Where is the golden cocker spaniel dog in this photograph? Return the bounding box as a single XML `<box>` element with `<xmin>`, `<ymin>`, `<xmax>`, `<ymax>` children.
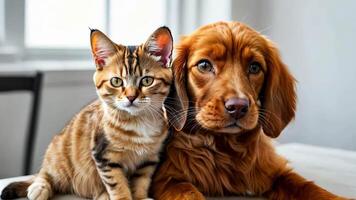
<box><xmin>152</xmin><ymin>22</ymin><xmax>350</xmax><ymax>200</ymax></box>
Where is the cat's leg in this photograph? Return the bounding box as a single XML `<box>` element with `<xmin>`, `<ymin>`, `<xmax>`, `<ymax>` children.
<box><xmin>92</xmin><ymin>134</ymin><xmax>132</xmax><ymax>200</ymax></box>
<box><xmin>96</xmin><ymin>163</ymin><xmax>132</xmax><ymax>200</ymax></box>
<box><xmin>27</xmin><ymin>171</ymin><xmax>53</xmax><ymax>200</ymax></box>
<box><xmin>130</xmin><ymin>160</ymin><xmax>158</xmax><ymax>200</ymax></box>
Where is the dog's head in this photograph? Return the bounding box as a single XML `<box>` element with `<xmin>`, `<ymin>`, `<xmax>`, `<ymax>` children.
<box><xmin>166</xmin><ymin>22</ymin><xmax>296</xmax><ymax>137</ymax></box>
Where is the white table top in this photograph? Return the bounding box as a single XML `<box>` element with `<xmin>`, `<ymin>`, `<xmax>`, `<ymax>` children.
<box><xmin>1</xmin><ymin>143</ymin><xmax>355</xmax><ymax>199</ymax></box>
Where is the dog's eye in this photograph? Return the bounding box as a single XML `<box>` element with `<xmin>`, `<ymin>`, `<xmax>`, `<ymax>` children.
<box><xmin>110</xmin><ymin>77</ymin><xmax>123</xmax><ymax>87</ymax></box>
<box><xmin>249</xmin><ymin>62</ymin><xmax>261</xmax><ymax>74</ymax></box>
<box><xmin>197</xmin><ymin>60</ymin><xmax>214</xmax><ymax>73</ymax></box>
<box><xmin>141</xmin><ymin>76</ymin><xmax>154</xmax><ymax>87</ymax></box>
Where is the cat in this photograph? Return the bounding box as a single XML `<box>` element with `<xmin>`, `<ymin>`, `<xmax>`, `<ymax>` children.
<box><xmin>0</xmin><ymin>26</ymin><xmax>173</xmax><ymax>200</ymax></box>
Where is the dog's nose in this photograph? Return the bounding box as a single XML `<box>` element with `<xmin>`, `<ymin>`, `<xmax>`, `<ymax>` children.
<box><xmin>225</xmin><ymin>97</ymin><xmax>249</xmax><ymax>119</ymax></box>
<box><xmin>127</xmin><ymin>95</ymin><xmax>137</xmax><ymax>103</ymax></box>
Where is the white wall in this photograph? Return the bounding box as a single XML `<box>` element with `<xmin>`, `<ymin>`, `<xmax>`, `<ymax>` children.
<box><xmin>31</xmin><ymin>70</ymin><xmax>97</xmax><ymax>174</ymax></box>
<box><xmin>233</xmin><ymin>0</ymin><xmax>356</xmax><ymax>150</ymax></box>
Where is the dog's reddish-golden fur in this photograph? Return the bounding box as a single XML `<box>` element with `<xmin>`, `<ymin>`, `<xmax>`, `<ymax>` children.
<box><xmin>152</xmin><ymin>22</ymin><xmax>349</xmax><ymax>200</ymax></box>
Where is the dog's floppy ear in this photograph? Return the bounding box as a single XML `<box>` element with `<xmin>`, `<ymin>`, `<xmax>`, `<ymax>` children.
<box><xmin>260</xmin><ymin>41</ymin><xmax>296</xmax><ymax>138</ymax></box>
<box><xmin>165</xmin><ymin>39</ymin><xmax>189</xmax><ymax>131</ymax></box>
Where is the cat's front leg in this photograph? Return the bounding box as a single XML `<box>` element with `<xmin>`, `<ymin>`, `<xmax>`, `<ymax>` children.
<box><xmin>131</xmin><ymin>159</ymin><xmax>158</xmax><ymax>200</ymax></box>
<box><xmin>95</xmin><ymin>160</ymin><xmax>132</xmax><ymax>200</ymax></box>
<box><xmin>92</xmin><ymin>134</ymin><xmax>132</xmax><ymax>200</ymax></box>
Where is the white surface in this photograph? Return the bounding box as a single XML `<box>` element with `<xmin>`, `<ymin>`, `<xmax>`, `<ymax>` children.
<box><xmin>277</xmin><ymin>143</ymin><xmax>356</xmax><ymax>198</ymax></box>
<box><xmin>1</xmin><ymin>143</ymin><xmax>355</xmax><ymax>199</ymax></box>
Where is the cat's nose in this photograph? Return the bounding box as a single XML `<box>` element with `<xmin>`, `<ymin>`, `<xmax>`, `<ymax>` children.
<box><xmin>127</xmin><ymin>95</ymin><xmax>137</xmax><ymax>103</ymax></box>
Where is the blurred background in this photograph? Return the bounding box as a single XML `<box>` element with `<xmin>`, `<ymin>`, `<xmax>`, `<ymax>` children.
<box><xmin>0</xmin><ymin>0</ymin><xmax>355</xmax><ymax>178</ymax></box>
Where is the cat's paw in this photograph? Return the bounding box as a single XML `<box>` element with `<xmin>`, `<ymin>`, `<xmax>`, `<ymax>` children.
<box><xmin>95</xmin><ymin>192</ymin><xmax>110</xmax><ymax>200</ymax></box>
<box><xmin>27</xmin><ymin>182</ymin><xmax>50</xmax><ymax>200</ymax></box>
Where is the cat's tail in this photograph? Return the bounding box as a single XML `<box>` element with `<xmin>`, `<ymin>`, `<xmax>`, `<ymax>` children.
<box><xmin>1</xmin><ymin>178</ymin><xmax>33</xmax><ymax>199</ymax></box>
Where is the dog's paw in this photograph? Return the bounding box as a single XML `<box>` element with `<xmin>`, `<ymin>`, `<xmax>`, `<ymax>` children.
<box><xmin>27</xmin><ymin>182</ymin><xmax>50</xmax><ymax>200</ymax></box>
<box><xmin>161</xmin><ymin>182</ymin><xmax>205</xmax><ymax>200</ymax></box>
<box><xmin>180</xmin><ymin>191</ymin><xmax>205</xmax><ymax>200</ymax></box>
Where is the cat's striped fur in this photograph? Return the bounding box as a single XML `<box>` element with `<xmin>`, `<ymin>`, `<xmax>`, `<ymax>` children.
<box><xmin>1</xmin><ymin>27</ymin><xmax>173</xmax><ymax>200</ymax></box>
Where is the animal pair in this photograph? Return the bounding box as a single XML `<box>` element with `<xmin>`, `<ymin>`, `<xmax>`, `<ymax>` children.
<box><xmin>1</xmin><ymin>22</ymin><xmax>352</xmax><ymax>200</ymax></box>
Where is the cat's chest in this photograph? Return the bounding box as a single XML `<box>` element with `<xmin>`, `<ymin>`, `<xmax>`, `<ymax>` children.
<box><xmin>104</xmin><ymin>119</ymin><xmax>167</xmax><ymax>156</ymax></box>
<box><xmin>104</xmin><ymin>136</ymin><xmax>163</xmax><ymax>173</ymax></box>
<box><xmin>125</xmin><ymin>120</ymin><xmax>163</xmax><ymax>138</ymax></box>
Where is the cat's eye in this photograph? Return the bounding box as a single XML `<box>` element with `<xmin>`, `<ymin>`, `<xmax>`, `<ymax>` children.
<box><xmin>110</xmin><ymin>77</ymin><xmax>123</xmax><ymax>87</ymax></box>
<box><xmin>197</xmin><ymin>60</ymin><xmax>214</xmax><ymax>73</ymax></box>
<box><xmin>249</xmin><ymin>62</ymin><xmax>261</xmax><ymax>74</ymax></box>
<box><xmin>141</xmin><ymin>76</ymin><xmax>154</xmax><ymax>87</ymax></box>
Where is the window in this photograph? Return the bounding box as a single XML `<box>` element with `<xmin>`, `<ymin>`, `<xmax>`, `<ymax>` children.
<box><xmin>25</xmin><ymin>0</ymin><xmax>106</xmax><ymax>48</ymax></box>
<box><xmin>0</xmin><ymin>0</ymin><xmax>4</xmax><ymax>45</ymax></box>
<box><xmin>109</xmin><ymin>0</ymin><xmax>166</xmax><ymax>45</ymax></box>
<box><xmin>25</xmin><ymin>0</ymin><xmax>166</xmax><ymax>49</ymax></box>
<box><xmin>0</xmin><ymin>0</ymin><xmax>232</xmax><ymax>61</ymax></box>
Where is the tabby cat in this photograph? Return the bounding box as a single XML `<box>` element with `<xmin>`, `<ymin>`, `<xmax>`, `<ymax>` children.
<box><xmin>0</xmin><ymin>26</ymin><xmax>173</xmax><ymax>200</ymax></box>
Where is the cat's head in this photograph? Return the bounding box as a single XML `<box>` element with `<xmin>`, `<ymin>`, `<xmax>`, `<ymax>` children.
<box><xmin>90</xmin><ymin>27</ymin><xmax>173</xmax><ymax>115</ymax></box>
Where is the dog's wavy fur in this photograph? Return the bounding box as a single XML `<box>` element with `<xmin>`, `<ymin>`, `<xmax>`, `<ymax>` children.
<box><xmin>152</xmin><ymin>22</ymin><xmax>349</xmax><ymax>200</ymax></box>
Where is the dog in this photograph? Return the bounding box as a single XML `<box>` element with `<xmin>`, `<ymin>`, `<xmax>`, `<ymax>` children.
<box><xmin>152</xmin><ymin>21</ymin><xmax>350</xmax><ymax>200</ymax></box>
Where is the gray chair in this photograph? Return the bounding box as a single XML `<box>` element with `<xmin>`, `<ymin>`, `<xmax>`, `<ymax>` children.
<box><xmin>0</xmin><ymin>72</ymin><xmax>43</xmax><ymax>175</ymax></box>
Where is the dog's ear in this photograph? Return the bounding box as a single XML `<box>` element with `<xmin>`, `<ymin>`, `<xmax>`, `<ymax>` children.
<box><xmin>260</xmin><ymin>41</ymin><xmax>296</xmax><ymax>138</ymax></box>
<box><xmin>165</xmin><ymin>39</ymin><xmax>189</xmax><ymax>131</ymax></box>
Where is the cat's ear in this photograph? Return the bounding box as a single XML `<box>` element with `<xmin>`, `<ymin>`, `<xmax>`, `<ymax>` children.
<box><xmin>90</xmin><ymin>29</ymin><xmax>117</xmax><ymax>70</ymax></box>
<box><xmin>144</xmin><ymin>26</ymin><xmax>173</xmax><ymax>67</ymax></box>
